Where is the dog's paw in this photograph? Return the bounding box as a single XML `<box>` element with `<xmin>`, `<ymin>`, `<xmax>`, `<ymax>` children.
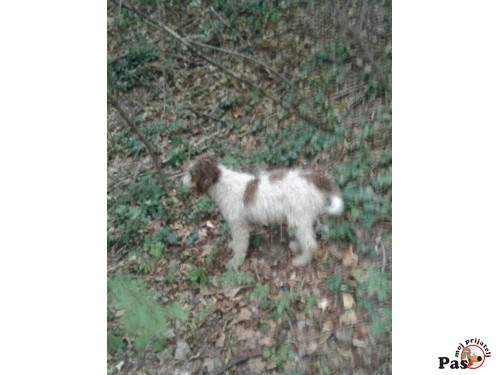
<box><xmin>292</xmin><ymin>254</ymin><xmax>310</xmax><ymax>267</ymax></box>
<box><xmin>226</xmin><ymin>256</ymin><xmax>244</xmax><ymax>269</ymax></box>
<box><xmin>289</xmin><ymin>240</ymin><xmax>300</xmax><ymax>253</ymax></box>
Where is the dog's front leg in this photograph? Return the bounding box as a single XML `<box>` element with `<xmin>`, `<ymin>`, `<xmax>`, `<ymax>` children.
<box><xmin>292</xmin><ymin>222</ymin><xmax>318</xmax><ymax>267</ymax></box>
<box><xmin>226</xmin><ymin>221</ymin><xmax>250</xmax><ymax>269</ymax></box>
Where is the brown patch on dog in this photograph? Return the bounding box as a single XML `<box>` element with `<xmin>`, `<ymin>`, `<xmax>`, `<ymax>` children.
<box><xmin>301</xmin><ymin>171</ymin><xmax>339</xmax><ymax>194</ymax></box>
<box><xmin>191</xmin><ymin>155</ymin><xmax>220</xmax><ymax>194</ymax></box>
<box><xmin>268</xmin><ymin>168</ymin><xmax>288</xmax><ymax>183</ymax></box>
<box><xmin>243</xmin><ymin>178</ymin><xmax>260</xmax><ymax>206</ymax></box>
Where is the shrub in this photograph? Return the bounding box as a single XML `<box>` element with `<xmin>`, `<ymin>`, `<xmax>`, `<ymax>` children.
<box><xmin>108</xmin><ymin>275</ymin><xmax>188</xmax><ymax>352</ymax></box>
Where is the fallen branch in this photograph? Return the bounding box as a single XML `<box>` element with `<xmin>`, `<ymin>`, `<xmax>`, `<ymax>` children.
<box><xmin>188</xmin><ymin>40</ymin><xmax>291</xmax><ymax>85</ymax></box>
<box><xmin>214</xmin><ymin>350</ymin><xmax>262</xmax><ymax>375</ymax></box>
<box><xmin>107</xmin><ymin>93</ymin><xmax>168</xmax><ymax>196</ymax></box>
<box><xmin>188</xmin><ymin>107</ymin><xmax>227</xmax><ymax>126</ymax></box>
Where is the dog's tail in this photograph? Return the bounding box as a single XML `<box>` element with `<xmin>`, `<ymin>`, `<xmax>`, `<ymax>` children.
<box><xmin>325</xmin><ymin>193</ymin><xmax>344</xmax><ymax>216</ymax></box>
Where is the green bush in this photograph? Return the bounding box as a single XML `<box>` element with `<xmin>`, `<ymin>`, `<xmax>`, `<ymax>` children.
<box><xmin>361</xmin><ymin>267</ymin><xmax>390</xmax><ymax>302</ymax></box>
<box><xmin>214</xmin><ymin>268</ymin><xmax>255</xmax><ymax>288</ymax></box>
<box><xmin>303</xmin><ymin>294</ymin><xmax>317</xmax><ymax>314</ymax></box>
<box><xmin>370</xmin><ymin>307</ymin><xmax>392</xmax><ymax>337</ymax></box>
<box><xmin>108</xmin><ymin>173</ymin><xmax>174</xmax><ymax>256</ymax></box>
<box><xmin>108</xmin><ymin>275</ymin><xmax>188</xmax><ymax>352</ymax></box>
<box><xmin>109</xmin><ymin>46</ymin><xmax>160</xmax><ymax>92</ymax></box>
<box><xmin>107</xmin><ymin>331</ymin><xmax>124</xmax><ymax>354</ymax></box>
<box><xmin>356</xmin><ymin>268</ymin><xmax>392</xmax><ymax>337</ymax></box>
<box><xmin>187</xmin><ymin>267</ymin><xmax>209</xmax><ymax>290</ymax></box>
<box><xmin>250</xmin><ymin>283</ymin><xmax>270</xmax><ymax>303</ymax></box>
<box><xmin>325</xmin><ymin>273</ymin><xmax>343</xmax><ymax>294</ymax></box>
<box><xmin>143</xmin><ymin>227</ymin><xmax>178</xmax><ymax>258</ymax></box>
<box><xmin>263</xmin><ymin>343</ymin><xmax>295</xmax><ymax>368</ymax></box>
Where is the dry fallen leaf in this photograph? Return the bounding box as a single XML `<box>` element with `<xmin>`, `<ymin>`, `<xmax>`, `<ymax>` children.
<box><xmin>342</xmin><ymin>245</ymin><xmax>358</xmax><ymax>267</ymax></box>
<box><xmin>352</xmin><ymin>338</ymin><xmax>368</xmax><ymax>348</ymax></box>
<box><xmin>215</xmin><ymin>299</ymin><xmax>233</xmax><ymax>314</ymax></box>
<box><xmin>248</xmin><ymin>358</ymin><xmax>266</xmax><ymax>374</ymax></box>
<box><xmin>215</xmin><ymin>332</ymin><xmax>226</xmax><ymax>348</ymax></box>
<box><xmin>202</xmin><ymin>358</ymin><xmax>216</xmax><ymax>373</ymax></box>
<box><xmin>201</xmin><ymin>244</ymin><xmax>213</xmax><ymax>257</ymax></box>
<box><xmin>259</xmin><ymin>336</ymin><xmax>273</xmax><ymax>346</ymax></box>
<box><xmin>342</xmin><ymin>293</ymin><xmax>355</xmax><ymax>310</ymax></box>
<box><xmin>198</xmin><ymin>228</ymin><xmax>208</xmax><ymax>240</ymax></box>
<box><xmin>337</xmin><ymin>346</ymin><xmax>354</xmax><ymax>361</ymax></box>
<box><xmin>306</xmin><ymin>340</ymin><xmax>318</xmax><ymax>354</ymax></box>
<box><xmin>224</xmin><ymin>287</ymin><xmax>242</xmax><ymax>299</ymax></box>
<box><xmin>116</xmin><ymin>361</ymin><xmax>124</xmax><ymax>371</ymax></box>
<box><xmin>330</xmin><ymin>244</ymin><xmax>343</xmax><ymax>259</ymax></box>
<box><xmin>340</xmin><ymin>309</ymin><xmax>358</xmax><ymax>325</ymax></box>
<box><xmin>317</xmin><ymin>297</ymin><xmax>329</xmax><ymax>312</ymax></box>
<box><xmin>320</xmin><ymin>319</ymin><xmax>334</xmax><ymax>344</ymax></box>
<box><xmin>232</xmin><ymin>308</ymin><xmax>252</xmax><ymax>325</ymax></box>
<box><xmin>234</xmin><ymin>325</ymin><xmax>258</xmax><ymax>341</ymax></box>
<box><xmin>349</xmin><ymin>268</ymin><xmax>365</xmax><ymax>282</ymax></box>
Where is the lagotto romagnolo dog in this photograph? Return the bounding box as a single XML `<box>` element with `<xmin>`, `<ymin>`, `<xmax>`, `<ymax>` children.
<box><xmin>182</xmin><ymin>155</ymin><xmax>344</xmax><ymax>268</ymax></box>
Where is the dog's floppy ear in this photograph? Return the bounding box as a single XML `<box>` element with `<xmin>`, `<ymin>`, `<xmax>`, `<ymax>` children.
<box><xmin>201</xmin><ymin>174</ymin><xmax>216</xmax><ymax>191</ymax></box>
<box><xmin>192</xmin><ymin>155</ymin><xmax>220</xmax><ymax>194</ymax></box>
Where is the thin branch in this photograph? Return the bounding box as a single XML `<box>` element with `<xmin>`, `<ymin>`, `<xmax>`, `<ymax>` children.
<box><xmin>285</xmin><ymin>311</ymin><xmax>305</xmax><ymax>374</ymax></box>
<box><xmin>107</xmin><ymin>93</ymin><xmax>168</xmax><ymax>195</ymax></box>
<box><xmin>188</xmin><ymin>39</ymin><xmax>291</xmax><ymax>85</ymax></box>
<box><xmin>188</xmin><ymin>107</ymin><xmax>227</xmax><ymax>126</ymax></box>
<box><xmin>214</xmin><ymin>335</ymin><xmax>290</xmax><ymax>375</ymax></box>
<box><xmin>214</xmin><ymin>350</ymin><xmax>262</xmax><ymax>375</ymax></box>
<box><xmin>208</xmin><ymin>6</ymin><xmax>244</xmax><ymax>43</ymax></box>
<box><xmin>192</xmin><ymin>129</ymin><xmax>227</xmax><ymax>149</ymax></box>
<box><xmin>107</xmin><ymin>51</ymin><xmax>129</xmax><ymax>65</ymax></box>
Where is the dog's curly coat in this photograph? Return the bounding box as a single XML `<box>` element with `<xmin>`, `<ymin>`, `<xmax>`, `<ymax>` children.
<box><xmin>182</xmin><ymin>155</ymin><xmax>344</xmax><ymax>268</ymax></box>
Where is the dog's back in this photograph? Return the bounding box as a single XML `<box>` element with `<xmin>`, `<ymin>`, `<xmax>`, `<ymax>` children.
<box><xmin>244</xmin><ymin>168</ymin><xmax>334</xmax><ymax>225</ymax></box>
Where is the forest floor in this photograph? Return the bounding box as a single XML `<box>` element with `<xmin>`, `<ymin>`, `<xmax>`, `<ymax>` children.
<box><xmin>107</xmin><ymin>1</ymin><xmax>392</xmax><ymax>374</ymax></box>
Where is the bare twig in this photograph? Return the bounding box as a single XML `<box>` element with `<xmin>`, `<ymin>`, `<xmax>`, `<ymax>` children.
<box><xmin>107</xmin><ymin>51</ymin><xmax>129</xmax><ymax>66</ymax></box>
<box><xmin>214</xmin><ymin>350</ymin><xmax>262</xmax><ymax>375</ymax></box>
<box><xmin>192</xmin><ymin>129</ymin><xmax>225</xmax><ymax>148</ymax></box>
<box><xmin>189</xmin><ymin>40</ymin><xmax>291</xmax><ymax>85</ymax></box>
<box><xmin>380</xmin><ymin>239</ymin><xmax>387</xmax><ymax>273</ymax></box>
<box><xmin>188</xmin><ymin>108</ymin><xmax>227</xmax><ymax>126</ymax></box>
<box><xmin>285</xmin><ymin>311</ymin><xmax>305</xmax><ymax>373</ymax></box>
<box><xmin>374</xmin><ymin>233</ymin><xmax>388</xmax><ymax>273</ymax></box>
<box><xmin>208</xmin><ymin>6</ymin><xmax>244</xmax><ymax>43</ymax></box>
<box><xmin>107</xmin><ymin>93</ymin><xmax>168</xmax><ymax>195</ymax></box>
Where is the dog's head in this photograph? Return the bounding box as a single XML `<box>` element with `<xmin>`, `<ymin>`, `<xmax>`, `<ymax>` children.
<box><xmin>182</xmin><ymin>155</ymin><xmax>220</xmax><ymax>194</ymax></box>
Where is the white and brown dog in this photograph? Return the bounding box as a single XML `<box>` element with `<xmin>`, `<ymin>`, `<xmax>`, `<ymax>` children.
<box><xmin>182</xmin><ymin>155</ymin><xmax>344</xmax><ymax>268</ymax></box>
